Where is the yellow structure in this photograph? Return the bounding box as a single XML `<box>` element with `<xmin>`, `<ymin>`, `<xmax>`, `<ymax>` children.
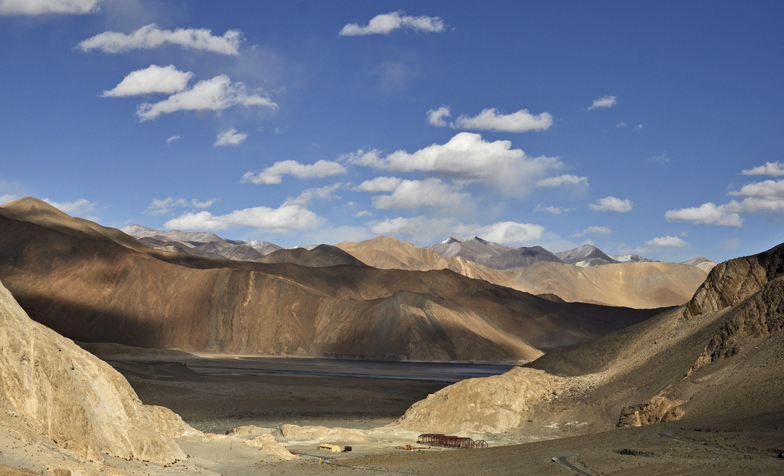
<box><xmin>318</xmin><ymin>444</ymin><xmax>341</xmax><ymax>452</ymax></box>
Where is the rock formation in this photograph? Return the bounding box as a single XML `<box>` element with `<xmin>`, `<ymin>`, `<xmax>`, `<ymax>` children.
<box><xmin>0</xmin><ymin>279</ymin><xmax>183</xmax><ymax>464</ymax></box>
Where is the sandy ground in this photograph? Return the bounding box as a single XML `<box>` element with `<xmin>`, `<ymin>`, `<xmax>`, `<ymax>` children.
<box><xmin>1</xmin><ymin>355</ymin><xmax>782</xmax><ymax>475</ymax></box>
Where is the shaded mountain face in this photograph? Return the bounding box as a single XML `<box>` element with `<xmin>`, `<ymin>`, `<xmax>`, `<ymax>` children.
<box><xmin>427</xmin><ymin>237</ymin><xmax>562</xmax><ymax>271</ymax></box>
<box><xmin>259</xmin><ymin>244</ymin><xmax>367</xmax><ymax>267</ymax></box>
<box><xmin>0</xmin><ymin>197</ymin><xmax>661</xmax><ymax>362</ymax></box>
<box><xmin>394</xmin><ymin>242</ymin><xmax>784</xmax><ymax>437</ymax></box>
<box><xmin>122</xmin><ymin>224</ymin><xmax>281</xmax><ymax>261</ymax></box>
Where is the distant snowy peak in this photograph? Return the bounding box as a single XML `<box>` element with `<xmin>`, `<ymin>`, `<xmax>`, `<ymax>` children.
<box><xmin>555</xmin><ymin>244</ymin><xmax>616</xmax><ymax>266</ymax></box>
<box><xmin>610</xmin><ymin>254</ymin><xmax>654</xmax><ymax>263</ymax></box>
<box><xmin>681</xmin><ymin>257</ymin><xmax>717</xmax><ymax>273</ymax></box>
<box><xmin>121</xmin><ymin>225</ymin><xmax>282</xmax><ymax>260</ymax></box>
<box><xmin>442</xmin><ymin>235</ymin><xmax>465</xmax><ymax>244</ymax></box>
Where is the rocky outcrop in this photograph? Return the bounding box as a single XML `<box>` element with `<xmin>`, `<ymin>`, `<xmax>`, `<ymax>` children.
<box><xmin>617</xmin><ymin>394</ymin><xmax>684</xmax><ymax>428</ymax></box>
<box><xmin>684</xmin><ymin>243</ymin><xmax>784</xmax><ymax>319</ymax></box>
<box><xmin>0</xmin><ymin>279</ymin><xmax>184</xmax><ymax>463</ymax></box>
<box><xmin>689</xmin><ymin>276</ymin><xmax>784</xmax><ymax>374</ymax></box>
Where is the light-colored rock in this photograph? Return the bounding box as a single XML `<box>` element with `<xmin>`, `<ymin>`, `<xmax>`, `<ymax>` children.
<box><xmin>245</xmin><ymin>434</ymin><xmax>295</xmax><ymax>459</ymax></box>
<box><xmin>0</xmin><ymin>279</ymin><xmax>184</xmax><ymax>464</ymax></box>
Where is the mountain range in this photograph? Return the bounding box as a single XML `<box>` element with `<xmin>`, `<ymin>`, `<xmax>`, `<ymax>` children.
<box><xmin>0</xmin><ymin>197</ymin><xmax>663</xmax><ymax>361</ymax></box>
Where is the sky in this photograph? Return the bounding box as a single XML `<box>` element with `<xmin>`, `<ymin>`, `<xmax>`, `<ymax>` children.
<box><xmin>1</xmin><ymin>0</ymin><xmax>783</xmax><ymax>263</ymax></box>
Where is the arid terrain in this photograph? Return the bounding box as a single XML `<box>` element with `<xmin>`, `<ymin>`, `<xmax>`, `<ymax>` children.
<box><xmin>0</xmin><ymin>197</ymin><xmax>782</xmax><ymax>475</ymax></box>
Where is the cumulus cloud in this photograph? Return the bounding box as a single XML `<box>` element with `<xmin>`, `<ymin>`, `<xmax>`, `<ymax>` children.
<box><xmin>339</xmin><ymin>11</ymin><xmax>445</xmax><ymax>36</ymax></box>
<box><xmin>427</xmin><ymin>106</ymin><xmax>451</xmax><ymax>127</ymax></box>
<box><xmin>136</xmin><ymin>75</ymin><xmax>276</xmax><ymax>121</ymax></box>
<box><xmin>371</xmin><ymin>178</ymin><xmax>468</xmax><ymax>209</ymax></box>
<box><xmin>42</xmin><ymin>198</ymin><xmax>97</xmax><ymax>215</ymax></box>
<box><xmin>428</xmin><ymin>106</ymin><xmax>553</xmax><ymax>133</ymax></box>
<box><xmin>665</xmin><ymin>203</ymin><xmax>742</xmax><ymax>227</ymax></box>
<box><xmin>741</xmin><ymin>161</ymin><xmax>784</xmax><ymax>176</ymax></box>
<box><xmin>367</xmin><ymin>216</ymin><xmax>544</xmax><ymax>245</ymax></box>
<box><xmin>588</xmin><ymin>95</ymin><xmax>617</xmax><ymax>110</ymax></box>
<box><xmin>452</xmin><ymin>108</ymin><xmax>553</xmax><ymax>133</ymax></box>
<box><xmin>347</xmin><ymin>132</ymin><xmax>563</xmax><ymax>196</ymax></box>
<box><xmin>665</xmin><ymin>177</ymin><xmax>784</xmax><ymax>226</ymax></box>
<box><xmin>102</xmin><ymin>65</ymin><xmax>193</xmax><ymax>97</ymax></box>
<box><xmin>570</xmin><ymin>226</ymin><xmax>611</xmax><ymax>238</ymax></box>
<box><xmin>536</xmin><ymin>174</ymin><xmax>588</xmax><ymax>187</ymax></box>
<box><xmin>589</xmin><ymin>196</ymin><xmax>632</xmax><ymax>212</ymax></box>
<box><xmin>645</xmin><ymin>236</ymin><xmax>687</xmax><ymax>248</ymax></box>
<box><xmin>145</xmin><ymin>197</ymin><xmax>215</xmax><ymax>215</ymax></box>
<box><xmin>242</xmin><ymin>160</ymin><xmax>346</xmax><ymax>185</ymax></box>
<box><xmin>355</xmin><ymin>176</ymin><xmax>403</xmax><ymax>193</ymax></box>
<box><xmin>165</xmin><ymin>203</ymin><xmax>321</xmax><ymax>233</ymax></box>
<box><xmin>214</xmin><ymin>129</ymin><xmax>247</xmax><ymax>147</ymax></box>
<box><xmin>534</xmin><ymin>205</ymin><xmax>574</xmax><ymax>215</ymax></box>
<box><xmin>78</xmin><ymin>24</ymin><xmax>241</xmax><ymax>55</ymax></box>
<box><xmin>0</xmin><ymin>0</ymin><xmax>100</xmax><ymax>15</ymax></box>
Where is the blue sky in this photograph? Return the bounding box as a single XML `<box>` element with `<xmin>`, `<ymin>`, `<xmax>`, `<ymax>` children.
<box><xmin>1</xmin><ymin>1</ymin><xmax>782</xmax><ymax>263</ymax></box>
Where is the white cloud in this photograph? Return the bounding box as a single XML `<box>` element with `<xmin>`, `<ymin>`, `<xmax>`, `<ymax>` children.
<box><xmin>339</xmin><ymin>11</ymin><xmax>445</xmax><ymax>36</ymax></box>
<box><xmin>349</xmin><ymin>132</ymin><xmax>563</xmax><ymax>197</ymax></box>
<box><xmin>645</xmin><ymin>236</ymin><xmax>687</xmax><ymax>248</ymax></box>
<box><xmin>78</xmin><ymin>24</ymin><xmax>241</xmax><ymax>55</ymax></box>
<box><xmin>634</xmin><ymin>124</ymin><xmax>643</xmax><ymax>130</ymax></box>
<box><xmin>367</xmin><ymin>216</ymin><xmax>545</xmax><ymax>245</ymax></box>
<box><xmin>570</xmin><ymin>226</ymin><xmax>611</xmax><ymax>238</ymax></box>
<box><xmin>145</xmin><ymin>197</ymin><xmax>215</xmax><ymax>215</ymax></box>
<box><xmin>166</xmin><ymin>135</ymin><xmax>180</xmax><ymax>144</ymax></box>
<box><xmin>42</xmin><ymin>198</ymin><xmax>97</xmax><ymax>215</ymax></box>
<box><xmin>164</xmin><ymin>202</ymin><xmax>321</xmax><ymax>234</ymax></box>
<box><xmin>371</xmin><ymin>178</ymin><xmax>468</xmax><ymax>209</ymax></box>
<box><xmin>665</xmin><ymin>202</ymin><xmax>743</xmax><ymax>227</ymax></box>
<box><xmin>0</xmin><ymin>194</ymin><xmax>18</xmax><ymax>204</ymax></box>
<box><xmin>589</xmin><ymin>196</ymin><xmax>632</xmax><ymax>212</ymax></box>
<box><xmin>242</xmin><ymin>160</ymin><xmax>346</xmax><ymax>185</ymax></box>
<box><xmin>355</xmin><ymin>176</ymin><xmax>403</xmax><ymax>193</ymax></box>
<box><xmin>452</xmin><ymin>108</ymin><xmax>553</xmax><ymax>133</ymax></box>
<box><xmin>0</xmin><ymin>0</ymin><xmax>100</xmax><ymax>15</ymax></box>
<box><xmin>536</xmin><ymin>174</ymin><xmax>588</xmax><ymax>187</ymax></box>
<box><xmin>136</xmin><ymin>75</ymin><xmax>276</xmax><ymax>121</ymax></box>
<box><xmin>102</xmin><ymin>65</ymin><xmax>193</xmax><ymax>97</ymax></box>
<box><xmin>214</xmin><ymin>128</ymin><xmax>247</xmax><ymax>147</ymax></box>
<box><xmin>353</xmin><ymin>210</ymin><xmax>373</xmax><ymax>218</ymax></box>
<box><xmin>534</xmin><ymin>205</ymin><xmax>574</xmax><ymax>215</ymax></box>
<box><xmin>588</xmin><ymin>95</ymin><xmax>617</xmax><ymax>110</ymax></box>
<box><xmin>647</xmin><ymin>154</ymin><xmax>670</xmax><ymax>164</ymax></box>
<box><xmin>427</xmin><ymin>106</ymin><xmax>450</xmax><ymax>127</ymax></box>
<box><xmin>616</xmin><ymin>122</ymin><xmax>628</xmax><ymax>128</ymax></box>
<box><xmin>289</xmin><ymin>183</ymin><xmax>343</xmax><ymax>207</ymax></box>
<box><xmin>741</xmin><ymin>161</ymin><xmax>784</xmax><ymax>176</ymax></box>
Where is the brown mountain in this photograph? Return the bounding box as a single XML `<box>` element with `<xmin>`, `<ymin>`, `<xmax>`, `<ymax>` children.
<box><xmin>0</xmin><ymin>197</ymin><xmax>661</xmax><ymax>362</ymax></box>
<box><xmin>392</xmin><ymin>243</ymin><xmax>784</xmax><ymax>440</ymax></box>
<box><xmin>339</xmin><ymin>235</ymin><xmax>708</xmax><ymax>309</ymax></box>
<box><xmin>259</xmin><ymin>244</ymin><xmax>367</xmax><ymax>267</ymax></box>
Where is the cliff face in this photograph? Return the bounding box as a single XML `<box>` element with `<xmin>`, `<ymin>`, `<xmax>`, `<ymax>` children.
<box><xmin>684</xmin><ymin>243</ymin><xmax>784</xmax><ymax>319</ymax></box>
<box><xmin>0</xmin><ymin>279</ymin><xmax>183</xmax><ymax>464</ymax></box>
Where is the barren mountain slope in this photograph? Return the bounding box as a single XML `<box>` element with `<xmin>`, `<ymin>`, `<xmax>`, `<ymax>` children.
<box><xmin>0</xmin><ymin>278</ymin><xmax>183</xmax><ymax>464</ymax></box>
<box><xmin>260</xmin><ymin>244</ymin><xmax>367</xmax><ymax>267</ymax></box>
<box><xmin>392</xmin><ymin>243</ymin><xmax>784</xmax><ymax>437</ymax></box>
<box><xmin>511</xmin><ymin>260</ymin><xmax>709</xmax><ymax>308</ymax></box>
<box><xmin>0</xmin><ymin>198</ymin><xmax>660</xmax><ymax>361</ymax></box>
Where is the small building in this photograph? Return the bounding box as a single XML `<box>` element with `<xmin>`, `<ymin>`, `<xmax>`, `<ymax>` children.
<box><xmin>318</xmin><ymin>444</ymin><xmax>342</xmax><ymax>452</ymax></box>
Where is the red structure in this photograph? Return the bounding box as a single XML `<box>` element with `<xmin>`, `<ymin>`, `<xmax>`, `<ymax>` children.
<box><xmin>417</xmin><ymin>434</ymin><xmax>488</xmax><ymax>449</ymax></box>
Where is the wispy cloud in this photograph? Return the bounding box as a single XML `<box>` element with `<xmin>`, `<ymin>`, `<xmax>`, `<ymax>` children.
<box><xmin>145</xmin><ymin>197</ymin><xmax>215</xmax><ymax>215</ymax></box>
<box><xmin>339</xmin><ymin>11</ymin><xmax>446</xmax><ymax>36</ymax></box>
<box><xmin>42</xmin><ymin>198</ymin><xmax>97</xmax><ymax>215</ymax></box>
<box><xmin>78</xmin><ymin>24</ymin><xmax>242</xmax><ymax>55</ymax></box>
<box><xmin>166</xmin><ymin>135</ymin><xmax>180</xmax><ymax>144</ymax></box>
<box><xmin>0</xmin><ymin>0</ymin><xmax>100</xmax><ymax>15</ymax></box>
<box><xmin>368</xmin><ymin>216</ymin><xmax>545</xmax><ymax>246</ymax></box>
<box><xmin>534</xmin><ymin>205</ymin><xmax>574</xmax><ymax>215</ymax></box>
<box><xmin>136</xmin><ymin>75</ymin><xmax>276</xmax><ymax>121</ymax></box>
<box><xmin>536</xmin><ymin>174</ymin><xmax>588</xmax><ymax>187</ymax></box>
<box><xmin>242</xmin><ymin>160</ymin><xmax>346</xmax><ymax>185</ymax></box>
<box><xmin>214</xmin><ymin>129</ymin><xmax>247</xmax><ymax>147</ymax></box>
<box><xmin>570</xmin><ymin>226</ymin><xmax>611</xmax><ymax>238</ymax></box>
<box><xmin>587</xmin><ymin>95</ymin><xmax>617</xmax><ymax>110</ymax></box>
